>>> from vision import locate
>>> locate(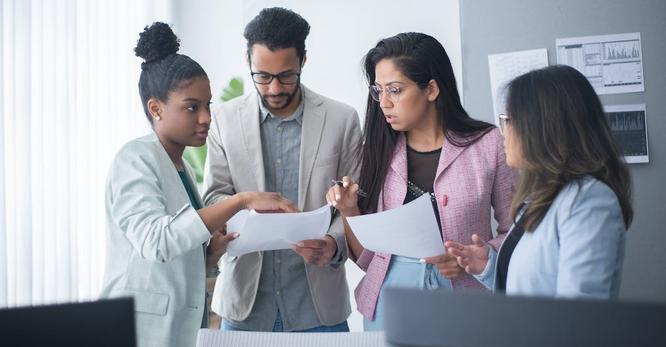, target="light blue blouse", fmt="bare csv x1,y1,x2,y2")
476,176,626,299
